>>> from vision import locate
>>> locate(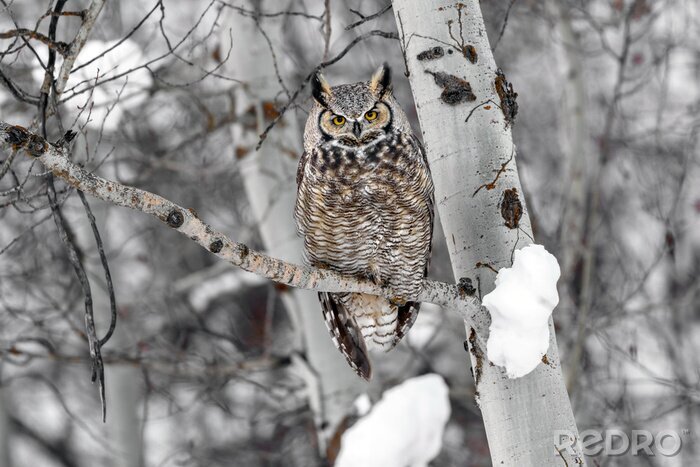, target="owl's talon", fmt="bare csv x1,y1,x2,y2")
366,271,387,287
